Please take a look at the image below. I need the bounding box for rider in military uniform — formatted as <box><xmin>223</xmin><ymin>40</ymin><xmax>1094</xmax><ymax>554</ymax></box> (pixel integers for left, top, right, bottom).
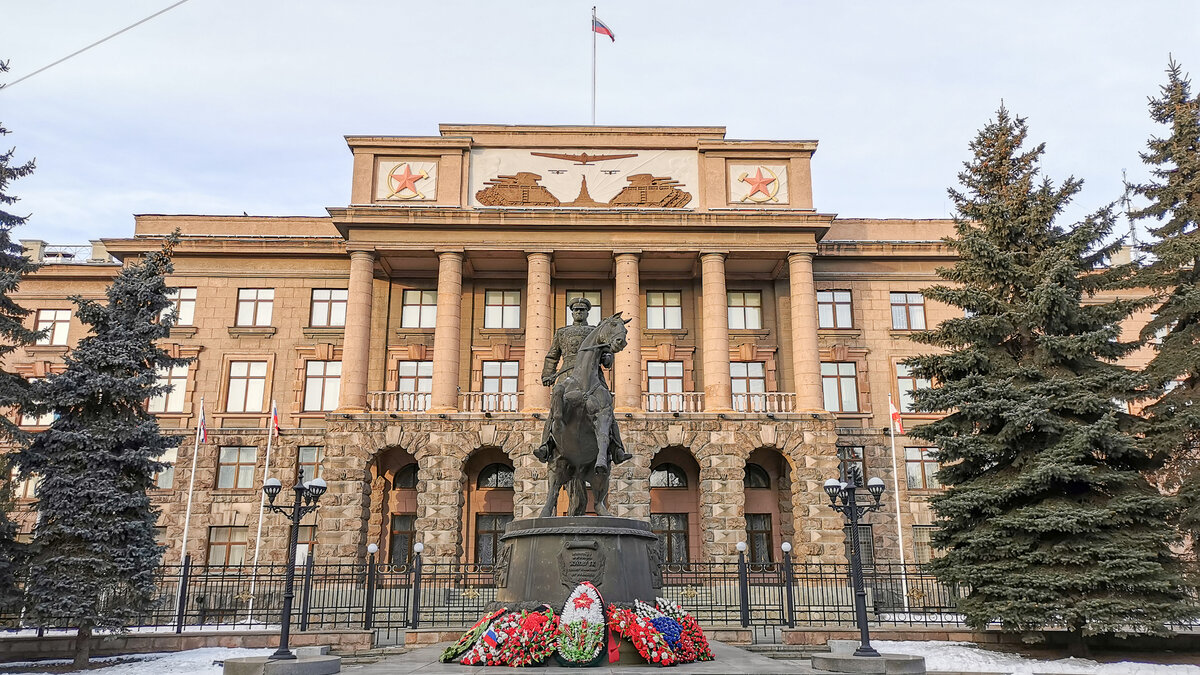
<box><xmin>534</xmin><ymin>296</ymin><xmax>633</xmax><ymax>467</ymax></box>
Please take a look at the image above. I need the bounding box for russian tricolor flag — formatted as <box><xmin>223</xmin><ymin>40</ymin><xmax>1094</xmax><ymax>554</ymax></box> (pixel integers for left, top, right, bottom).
<box><xmin>592</xmin><ymin>16</ymin><xmax>615</xmax><ymax>42</ymax></box>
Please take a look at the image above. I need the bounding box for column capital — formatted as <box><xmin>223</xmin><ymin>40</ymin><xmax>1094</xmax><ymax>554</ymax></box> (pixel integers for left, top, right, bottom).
<box><xmin>434</xmin><ymin>248</ymin><xmax>465</xmax><ymax>258</ymax></box>
<box><xmin>613</xmin><ymin>249</ymin><xmax>642</xmax><ymax>258</ymax></box>
<box><xmin>700</xmin><ymin>250</ymin><xmax>728</xmax><ymax>261</ymax></box>
<box><xmin>348</xmin><ymin>249</ymin><xmax>376</xmax><ymax>261</ymax></box>
<box><xmin>787</xmin><ymin>250</ymin><xmax>817</xmax><ymax>260</ymax></box>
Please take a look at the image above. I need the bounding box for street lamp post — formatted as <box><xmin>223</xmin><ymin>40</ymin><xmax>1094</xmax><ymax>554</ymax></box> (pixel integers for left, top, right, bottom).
<box><xmin>823</xmin><ymin>474</ymin><xmax>886</xmax><ymax>658</ymax></box>
<box><xmin>262</xmin><ymin>476</ymin><xmax>328</xmax><ymax>660</ymax></box>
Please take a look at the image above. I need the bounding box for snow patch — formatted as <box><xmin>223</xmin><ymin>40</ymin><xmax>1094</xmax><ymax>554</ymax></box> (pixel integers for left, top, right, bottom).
<box><xmin>875</xmin><ymin>640</ymin><xmax>1200</xmax><ymax>674</ymax></box>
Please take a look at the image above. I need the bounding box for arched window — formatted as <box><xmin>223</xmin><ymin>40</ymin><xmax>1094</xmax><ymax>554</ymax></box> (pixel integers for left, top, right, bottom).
<box><xmin>743</xmin><ymin>463</ymin><xmax>770</xmax><ymax>489</ymax></box>
<box><xmin>650</xmin><ymin>463</ymin><xmax>688</xmax><ymax>488</ymax></box>
<box><xmin>477</xmin><ymin>463</ymin><xmax>514</xmax><ymax>489</ymax></box>
<box><xmin>395</xmin><ymin>464</ymin><xmax>418</xmax><ymax>489</ymax></box>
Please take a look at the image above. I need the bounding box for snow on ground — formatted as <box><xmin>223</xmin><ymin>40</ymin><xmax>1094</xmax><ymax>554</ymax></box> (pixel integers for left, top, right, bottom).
<box><xmin>0</xmin><ymin>648</ymin><xmax>273</xmax><ymax>675</ymax></box>
<box><xmin>0</xmin><ymin>642</ymin><xmax>1197</xmax><ymax>674</ymax></box>
<box><xmin>876</xmin><ymin>640</ymin><xmax>1200</xmax><ymax>674</ymax></box>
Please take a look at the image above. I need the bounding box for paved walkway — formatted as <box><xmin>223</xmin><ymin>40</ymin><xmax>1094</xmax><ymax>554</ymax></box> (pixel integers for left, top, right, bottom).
<box><xmin>340</xmin><ymin>641</ymin><xmax>821</xmax><ymax>674</ymax></box>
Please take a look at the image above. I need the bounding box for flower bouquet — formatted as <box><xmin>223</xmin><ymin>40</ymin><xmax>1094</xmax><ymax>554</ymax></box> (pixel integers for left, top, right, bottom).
<box><xmin>439</xmin><ymin>607</ymin><xmax>507</xmax><ymax>663</ymax></box>
<box><xmin>657</xmin><ymin>597</ymin><xmax>713</xmax><ymax>662</ymax></box>
<box><xmin>460</xmin><ymin>610</ymin><xmax>522</xmax><ymax>666</ymax></box>
<box><xmin>498</xmin><ymin>604</ymin><xmax>559</xmax><ymax>667</ymax></box>
<box><xmin>607</xmin><ymin>604</ymin><xmax>677</xmax><ymax>667</ymax></box>
<box><xmin>554</xmin><ymin>582</ymin><xmax>608</xmax><ymax>667</ymax></box>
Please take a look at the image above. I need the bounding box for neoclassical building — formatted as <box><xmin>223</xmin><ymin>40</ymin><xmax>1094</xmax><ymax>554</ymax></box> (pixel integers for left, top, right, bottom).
<box><xmin>8</xmin><ymin>124</ymin><xmax>1152</xmax><ymax>569</ymax></box>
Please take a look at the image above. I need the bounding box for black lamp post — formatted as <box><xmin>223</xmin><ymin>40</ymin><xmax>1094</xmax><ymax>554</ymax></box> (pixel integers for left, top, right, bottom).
<box><xmin>262</xmin><ymin>476</ymin><xmax>327</xmax><ymax>660</ymax></box>
<box><xmin>823</xmin><ymin>474</ymin><xmax>886</xmax><ymax>658</ymax></box>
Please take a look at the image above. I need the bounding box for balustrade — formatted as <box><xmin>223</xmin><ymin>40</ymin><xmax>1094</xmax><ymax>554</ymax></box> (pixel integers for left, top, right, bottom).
<box><xmin>643</xmin><ymin>392</ymin><xmax>705</xmax><ymax>413</ymax></box>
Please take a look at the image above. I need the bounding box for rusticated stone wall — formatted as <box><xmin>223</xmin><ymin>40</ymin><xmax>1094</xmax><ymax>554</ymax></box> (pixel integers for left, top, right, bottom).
<box><xmin>318</xmin><ymin>412</ymin><xmax>844</xmax><ymax>565</ymax></box>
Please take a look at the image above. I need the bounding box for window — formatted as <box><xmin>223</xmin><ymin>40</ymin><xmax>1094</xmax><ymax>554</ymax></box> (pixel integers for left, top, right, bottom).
<box><xmin>309</xmin><ymin>289</ymin><xmax>348</xmax><ymax>328</ymax></box>
<box><xmin>475</xmin><ymin>514</ymin><xmax>514</xmax><ymax>565</ymax></box>
<box><xmin>646</xmin><ymin>361</ymin><xmax>684</xmax><ymax>412</ymax></box>
<box><xmin>148</xmin><ymin>364</ymin><xmax>189</xmax><ymax>413</ymax></box>
<box><xmin>838</xmin><ymin>446</ymin><xmax>866</xmax><ymax>484</ymax></box>
<box><xmin>913</xmin><ymin>525</ymin><xmax>939</xmax><ymax>564</ymax></box>
<box><xmin>565</xmin><ymin>290</ymin><xmax>602</xmax><ymax>326</ymax></box>
<box><xmin>154</xmin><ymin>448</ymin><xmax>177</xmax><ymax>489</ymax></box>
<box><xmin>226</xmin><ymin>361</ymin><xmax>268</xmax><ymax>413</ymax></box>
<box><xmin>297</xmin><ymin>446</ymin><xmax>323</xmax><ymax>484</ymax></box>
<box><xmin>650</xmin><ymin>463</ymin><xmax>688</xmax><ymax>488</ymax></box>
<box><xmin>19</xmin><ymin>381</ymin><xmax>54</xmax><ymax>427</ymax></box>
<box><xmin>651</xmin><ymin>513</ymin><xmax>689</xmax><ymax>564</ymax></box>
<box><xmin>483</xmin><ymin>290</ymin><xmax>521</xmax><ymax>329</ymax></box>
<box><xmin>896</xmin><ymin>364</ymin><xmax>931</xmax><ymax>413</ymax></box>
<box><xmin>11</xmin><ymin>469</ymin><xmax>39</xmax><ymax>500</ymax></box>
<box><xmin>296</xmin><ymin>525</ymin><xmax>317</xmax><ymax>566</ymax></box>
<box><xmin>396</xmin><ymin>361</ymin><xmax>432</xmax><ymax>411</ymax></box>
<box><xmin>162</xmin><ymin>288</ymin><xmax>197</xmax><ymax>326</ymax></box>
<box><xmin>646</xmin><ymin>291</ymin><xmax>682</xmax><ymax>330</ymax></box>
<box><xmin>389</xmin><ymin>514</ymin><xmax>416</xmax><ymax>565</ymax></box>
<box><xmin>905</xmin><ymin>447</ymin><xmax>941</xmax><ymax>490</ymax></box>
<box><xmin>303</xmin><ymin>360</ymin><xmax>342</xmax><ymax>411</ymax></box>
<box><xmin>216</xmin><ymin>446</ymin><xmax>256</xmax><ymax>489</ymax></box>
<box><xmin>821</xmin><ymin>362</ymin><xmax>859</xmax><ymax>412</ymax></box>
<box><xmin>400</xmin><ymin>290</ymin><xmax>437</xmax><ymax>328</ymax></box>
<box><xmin>235</xmin><ymin>289</ymin><xmax>274</xmax><ymax>327</ymax></box>
<box><xmin>843</xmin><ymin>524</ymin><xmax>875</xmax><ymax>567</ymax></box>
<box><xmin>730</xmin><ymin>362</ymin><xmax>767</xmax><ymax>412</ymax></box>
<box><xmin>890</xmin><ymin>292</ymin><xmax>926</xmax><ymax>330</ymax></box>
<box><xmin>817</xmin><ymin>290</ymin><xmax>853</xmax><ymax>329</ymax></box>
<box><xmin>481</xmin><ymin>361</ymin><xmax>519</xmax><ymax>411</ymax></box>
<box><xmin>207</xmin><ymin>526</ymin><xmax>249</xmax><ymax>566</ymax></box>
<box><xmin>35</xmin><ymin>309</ymin><xmax>70</xmax><ymax>346</ymax></box>
<box><xmin>477</xmin><ymin>463</ymin><xmax>514</xmax><ymax>489</ymax></box>
<box><xmin>746</xmin><ymin>513</ymin><xmax>773</xmax><ymax>564</ymax></box>
<box><xmin>743</xmin><ymin>463</ymin><xmax>770</xmax><ymax>489</ymax></box>
<box><xmin>395</xmin><ymin>464</ymin><xmax>418</xmax><ymax>489</ymax></box>
<box><xmin>727</xmin><ymin>291</ymin><xmax>762</xmax><ymax>330</ymax></box>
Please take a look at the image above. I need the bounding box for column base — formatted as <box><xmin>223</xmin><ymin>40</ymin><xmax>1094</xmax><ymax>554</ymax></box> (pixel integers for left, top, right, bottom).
<box><xmin>426</xmin><ymin>406</ymin><xmax>459</xmax><ymax>415</ymax></box>
<box><xmin>332</xmin><ymin>406</ymin><xmax>368</xmax><ymax>415</ymax></box>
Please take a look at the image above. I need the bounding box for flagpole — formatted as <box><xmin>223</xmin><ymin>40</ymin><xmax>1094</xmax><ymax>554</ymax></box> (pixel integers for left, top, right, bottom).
<box><xmin>591</xmin><ymin>6</ymin><xmax>597</xmax><ymax>125</ymax></box>
<box><xmin>246</xmin><ymin>399</ymin><xmax>278</xmax><ymax>622</ymax></box>
<box><xmin>179</xmin><ymin>396</ymin><xmax>204</xmax><ymax>564</ymax></box>
<box><xmin>887</xmin><ymin>393</ymin><xmax>911</xmax><ymax>611</ymax></box>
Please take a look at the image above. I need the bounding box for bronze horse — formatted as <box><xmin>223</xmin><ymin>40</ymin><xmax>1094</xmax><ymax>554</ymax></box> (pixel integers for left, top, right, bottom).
<box><xmin>540</xmin><ymin>313</ymin><xmax>630</xmax><ymax>517</ymax></box>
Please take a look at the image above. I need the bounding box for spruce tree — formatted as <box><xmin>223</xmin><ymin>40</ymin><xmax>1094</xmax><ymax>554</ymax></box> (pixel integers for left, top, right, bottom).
<box><xmin>1127</xmin><ymin>59</ymin><xmax>1200</xmax><ymax>548</ymax></box>
<box><xmin>15</xmin><ymin>238</ymin><xmax>187</xmax><ymax>667</ymax></box>
<box><xmin>906</xmin><ymin>107</ymin><xmax>1193</xmax><ymax>651</ymax></box>
<box><xmin>0</xmin><ymin>59</ymin><xmax>41</xmax><ymax>616</ymax></box>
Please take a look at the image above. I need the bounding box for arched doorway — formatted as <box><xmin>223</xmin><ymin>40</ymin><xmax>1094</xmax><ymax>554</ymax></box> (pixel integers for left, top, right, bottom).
<box><xmin>649</xmin><ymin>446</ymin><xmax>701</xmax><ymax>564</ymax></box>
<box><xmin>369</xmin><ymin>446</ymin><xmax>419</xmax><ymax>566</ymax></box>
<box><xmin>463</xmin><ymin>448</ymin><xmax>514</xmax><ymax>566</ymax></box>
<box><xmin>743</xmin><ymin>447</ymin><xmax>794</xmax><ymax>565</ymax></box>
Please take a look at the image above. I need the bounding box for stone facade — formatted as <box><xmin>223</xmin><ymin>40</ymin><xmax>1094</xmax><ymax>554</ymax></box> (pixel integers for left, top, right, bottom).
<box><xmin>4</xmin><ymin>124</ymin><xmax>1158</xmax><ymax>571</ymax></box>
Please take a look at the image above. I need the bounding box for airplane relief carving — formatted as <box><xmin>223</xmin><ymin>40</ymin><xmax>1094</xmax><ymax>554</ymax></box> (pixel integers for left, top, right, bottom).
<box><xmin>473</xmin><ymin>151</ymin><xmax>693</xmax><ymax>208</ymax></box>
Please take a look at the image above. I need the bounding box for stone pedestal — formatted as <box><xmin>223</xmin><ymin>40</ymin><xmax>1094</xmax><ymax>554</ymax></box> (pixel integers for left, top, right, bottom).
<box><xmin>222</xmin><ymin>655</ymin><xmax>341</xmax><ymax>675</ymax></box>
<box><xmin>811</xmin><ymin>652</ymin><xmax>926</xmax><ymax>674</ymax></box>
<box><xmin>495</xmin><ymin>516</ymin><xmax>661</xmax><ymax>610</ymax></box>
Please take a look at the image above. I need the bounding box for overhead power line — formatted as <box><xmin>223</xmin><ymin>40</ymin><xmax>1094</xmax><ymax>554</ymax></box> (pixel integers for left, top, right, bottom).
<box><xmin>1</xmin><ymin>0</ymin><xmax>192</xmax><ymax>90</ymax></box>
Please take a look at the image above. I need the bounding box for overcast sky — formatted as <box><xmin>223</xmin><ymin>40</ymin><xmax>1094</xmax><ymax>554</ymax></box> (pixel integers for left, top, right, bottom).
<box><xmin>2</xmin><ymin>1</ymin><xmax>1198</xmax><ymax>245</ymax></box>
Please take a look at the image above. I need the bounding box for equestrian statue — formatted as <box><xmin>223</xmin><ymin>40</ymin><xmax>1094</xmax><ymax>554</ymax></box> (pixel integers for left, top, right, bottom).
<box><xmin>536</xmin><ymin>297</ymin><xmax>633</xmax><ymax>517</ymax></box>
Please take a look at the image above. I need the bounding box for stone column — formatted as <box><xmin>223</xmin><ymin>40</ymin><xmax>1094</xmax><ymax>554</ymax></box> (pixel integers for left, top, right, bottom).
<box><xmin>337</xmin><ymin>249</ymin><xmax>375</xmax><ymax>412</ymax></box>
<box><xmin>430</xmin><ymin>251</ymin><xmax>465</xmax><ymax>413</ymax></box>
<box><xmin>523</xmin><ymin>252</ymin><xmax>553</xmax><ymax>411</ymax></box>
<box><xmin>613</xmin><ymin>252</ymin><xmax>643</xmax><ymax>412</ymax></box>
<box><xmin>788</xmin><ymin>252</ymin><xmax>824</xmax><ymax>410</ymax></box>
<box><xmin>700</xmin><ymin>252</ymin><xmax>733</xmax><ymax>412</ymax></box>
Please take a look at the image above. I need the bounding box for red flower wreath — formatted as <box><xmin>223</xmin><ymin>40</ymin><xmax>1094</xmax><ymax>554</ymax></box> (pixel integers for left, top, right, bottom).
<box><xmin>498</xmin><ymin>606</ymin><xmax>559</xmax><ymax>667</ymax></box>
<box><xmin>606</xmin><ymin>605</ymin><xmax>678</xmax><ymax>667</ymax></box>
<box><xmin>460</xmin><ymin>611</ymin><xmax>522</xmax><ymax>666</ymax></box>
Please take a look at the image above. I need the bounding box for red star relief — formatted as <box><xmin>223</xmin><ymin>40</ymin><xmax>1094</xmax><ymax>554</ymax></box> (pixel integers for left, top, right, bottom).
<box><xmin>390</xmin><ymin>164</ymin><xmax>423</xmax><ymax>193</ymax></box>
<box><xmin>573</xmin><ymin>594</ymin><xmax>595</xmax><ymax>610</ymax></box>
<box><xmin>742</xmin><ymin>168</ymin><xmax>775</xmax><ymax>198</ymax></box>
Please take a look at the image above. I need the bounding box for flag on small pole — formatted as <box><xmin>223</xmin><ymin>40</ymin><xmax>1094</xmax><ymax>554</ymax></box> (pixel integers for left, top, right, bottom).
<box><xmin>889</xmin><ymin>393</ymin><xmax>905</xmax><ymax>435</ymax></box>
<box><xmin>270</xmin><ymin>401</ymin><xmax>281</xmax><ymax>438</ymax></box>
<box><xmin>197</xmin><ymin>402</ymin><xmax>208</xmax><ymax>444</ymax></box>
<box><xmin>591</xmin><ymin>7</ymin><xmax>615</xmax><ymax>125</ymax></box>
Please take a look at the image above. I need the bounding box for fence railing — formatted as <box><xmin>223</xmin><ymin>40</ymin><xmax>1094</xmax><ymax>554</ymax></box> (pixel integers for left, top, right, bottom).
<box><xmin>368</xmin><ymin>391</ymin><xmax>431</xmax><ymax>412</ymax></box>
<box><xmin>643</xmin><ymin>392</ymin><xmax>705</xmax><ymax>413</ymax></box>
<box><xmin>0</xmin><ymin>556</ymin><xmax>971</xmax><ymax>643</ymax></box>
<box><xmin>732</xmin><ymin>392</ymin><xmax>797</xmax><ymax>413</ymax></box>
<box><xmin>459</xmin><ymin>391</ymin><xmax>523</xmax><ymax>413</ymax></box>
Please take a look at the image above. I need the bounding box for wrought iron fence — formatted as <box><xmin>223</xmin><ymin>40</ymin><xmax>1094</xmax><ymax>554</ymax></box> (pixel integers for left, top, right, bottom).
<box><xmin>0</xmin><ymin>554</ymin><xmax>972</xmax><ymax>643</ymax></box>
